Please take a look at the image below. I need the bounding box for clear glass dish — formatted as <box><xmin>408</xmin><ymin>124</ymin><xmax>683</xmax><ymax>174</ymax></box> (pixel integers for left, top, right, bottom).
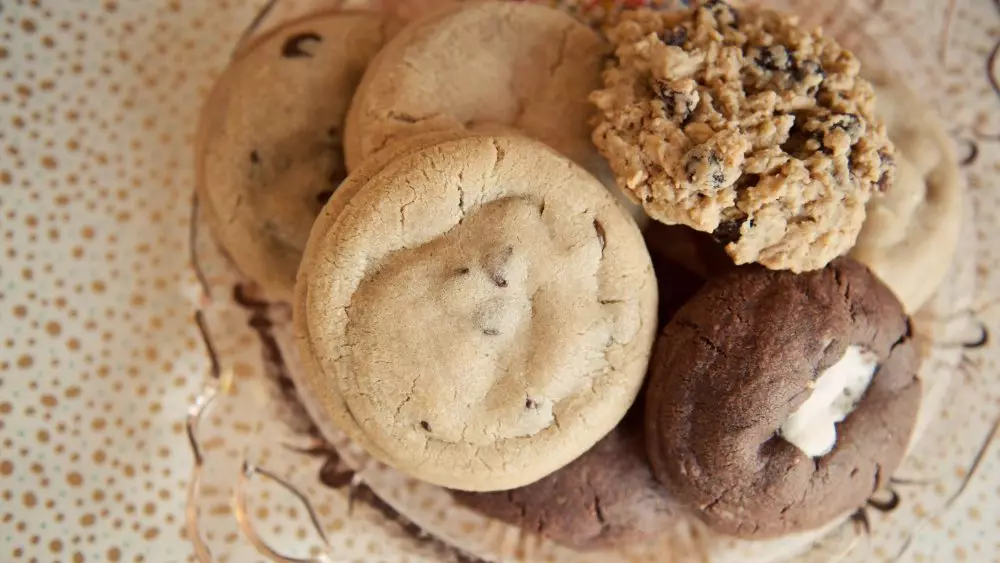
<box><xmin>182</xmin><ymin>1</ymin><xmax>991</xmax><ymax>562</ymax></box>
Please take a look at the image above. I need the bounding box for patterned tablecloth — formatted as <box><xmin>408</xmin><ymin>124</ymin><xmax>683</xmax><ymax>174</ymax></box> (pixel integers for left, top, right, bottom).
<box><xmin>1</xmin><ymin>0</ymin><xmax>999</xmax><ymax>562</ymax></box>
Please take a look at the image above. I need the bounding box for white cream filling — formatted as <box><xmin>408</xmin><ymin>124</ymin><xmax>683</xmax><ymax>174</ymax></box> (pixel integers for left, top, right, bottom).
<box><xmin>780</xmin><ymin>345</ymin><xmax>879</xmax><ymax>458</ymax></box>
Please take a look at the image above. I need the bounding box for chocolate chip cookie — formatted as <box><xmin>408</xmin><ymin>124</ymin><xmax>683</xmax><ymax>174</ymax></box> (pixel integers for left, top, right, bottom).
<box><xmin>294</xmin><ymin>134</ymin><xmax>658</xmax><ymax>492</ymax></box>
<box><xmin>344</xmin><ymin>2</ymin><xmax>646</xmax><ymax>222</ymax></box>
<box><xmin>195</xmin><ymin>12</ymin><xmax>392</xmax><ymax>301</ymax></box>
<box><xmin>591</xmin><ymin>2</ymin><xmax>895</xmax><ymax>273</ymax></box>
<box><xmin>645</xmin><ymin>258</ymin><xmax>920</xmax><ymax>538</ymax></box>
<box><xmin>850</xmin><ymin>70</ymin><xmax>963</xmax><ymax>312</ymax></box>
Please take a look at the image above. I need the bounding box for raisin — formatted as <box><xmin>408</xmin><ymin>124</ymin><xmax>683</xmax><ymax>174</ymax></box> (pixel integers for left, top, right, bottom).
<box><xmin>659</xmin><ymin>26</ymin><xmax>688</xmax><ymax>47</ymax></box>
<box><xmin>702</xmin><ymin>0</ymin><xmax>739</xmax><ymax>26</ymax></box>
<box><xmin>713</xmin><ymin>218</ymin><xmax>745</xmax><ymax>244</ymax></box>
<box><xmin>753</xmin><ymin>46</ymin><xmax>791</xmax><ymax>72</ymax></box>
<box><xmin>653</xmin><ymin>80</ymin><xmax>695</xmax><ymax>122</ymax></box>
<box><xmin>281</xmin><ymin>32</ymin><xmax>322</xmax><ymax>58</ymax></box>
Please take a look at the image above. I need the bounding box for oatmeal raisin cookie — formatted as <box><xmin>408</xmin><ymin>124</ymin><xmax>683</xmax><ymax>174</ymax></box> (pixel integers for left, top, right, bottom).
<box><xmin>591</xmin><ymin>1</ymin><xmax>895</xmax><ymax>272</ymax></box>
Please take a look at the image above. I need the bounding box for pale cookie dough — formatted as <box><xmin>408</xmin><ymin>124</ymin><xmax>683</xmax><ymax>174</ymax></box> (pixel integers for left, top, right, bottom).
<box><xmin>591</xmin><ymin>2</ymin><xmax>896</xmax><ymax>272</ymax></box>
<box><xmin>344</xmin><ymin>2</ymin><xmax>647</xmax><ymax>222</ymax></box>
<box><xmin>195</xmin><ymin>12</ymin><xmax>391</xmax><ymax>301</ymax></box>
<box><xmin>294</xmin><ymin>134</ymin><xmax>658</xmax><ymax>491</ymax></box>
<box><xmin>850</xmin><ymin>71</ymin><xmax>962</xmax><ymax>313</ymax></box>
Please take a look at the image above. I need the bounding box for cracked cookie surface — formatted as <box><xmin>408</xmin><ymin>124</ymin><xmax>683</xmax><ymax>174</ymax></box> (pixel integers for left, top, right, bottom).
<box><xmin>196</xmin><ymin>12</ymin><xmax>391</xmax><ymax>301</ymax></box>
<box><xmin>850</xmin><ymin>71</ymin><xmax>962</xmax><ymax>312</ymax></box>
<box><xmin>294</xmin><ymin>134</ymin><xmax>657</xmax><ymax>491</ymax></box>
<box><xmin>342</xmin><ymin>2</ymin><xmax>648</xmax><ymax>219</ymax></box>
<box><xmin>645</xmin><ymin>258</ymin><xmax>920</xmax><ymax>538</ymax></box>
<box><xmin>591</xmin><ymin>2</ymin><xmax>895</xmax><ymax>272</ymax></box>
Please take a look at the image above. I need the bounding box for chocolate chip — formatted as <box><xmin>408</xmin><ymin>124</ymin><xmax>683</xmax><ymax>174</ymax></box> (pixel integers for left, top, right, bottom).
<box><xmin>659</xmin><ymin>26</ymin><xmax>688</xmax><ymax>47</ymax></box>
<box><xmin>455</xmin><ymin>267</ymin><xmax>470</xmax><ymax>275</ymax></box>
<box><xmin>420</xmin><ymin>421</ymin><xmax>431</xmax><ymax>432</ymax></box>
<box><xmin>249</xmin><ymin>150</ymin><xmax>261</xmax><ymax>164</ymax></box>
<box><xmin>712</xmin><ymin>218</ymin><xmax>744</xmax><ymax>244</ymax></box>
<box><xmin>525</xmin><ymin>398</ymin><xmax>538</xmax><ymax>409</ymax></box>
<box><xmin>482</xmin><ymin>328</ymin><xmax>500</xmax><ymax>336</ymax></box>
<box><xmin>281</xmin><ymin>32</ymin><xmax>321</xmax><ymax>58</ymax></box>
<box><xmin>316</xmin><ymin>190</ymin><xmax>334</xmax><ymax>205</ymax></box>
<box><xmin>593</xmin><ymin>219</ymin><xmax>606</xmax><ymax>253</ymax></box>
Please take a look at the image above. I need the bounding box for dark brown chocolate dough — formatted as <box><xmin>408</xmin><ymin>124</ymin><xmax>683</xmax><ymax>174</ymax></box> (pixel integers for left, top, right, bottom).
<box><xmin>645</xmin><ymin>258</ymin><xmax>920</xmax><ymax>539</ymax></box>
<box><xmin>451</xmin><ymin>408</ymin><xmax>681</xmax><ymax>550</ymax></box>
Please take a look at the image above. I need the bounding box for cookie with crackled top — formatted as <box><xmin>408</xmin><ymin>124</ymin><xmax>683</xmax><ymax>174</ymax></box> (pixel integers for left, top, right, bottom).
<box><xmin>591</xmin><ymin>1</ymin><xmax>895</xmax><ymax>273</ymax></box>
<box><xmin>196</xmin><ymin>12</ymin><xmax>393</xmax><ymax>301</ymax></box>
<box><xmin>293</xmin><ymin>133</ymin><xmax>658</xmax><ymax>492</ymax></box>
<box><xmin>344</xmin><ymin>1</ymin><xmax>647</xmax><ymax>223</ymax></box>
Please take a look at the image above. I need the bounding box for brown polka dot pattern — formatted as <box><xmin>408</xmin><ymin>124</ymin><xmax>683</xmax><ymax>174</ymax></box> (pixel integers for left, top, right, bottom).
<box><xmin>1</xmin><ymin>0</ymin><xmax>998</xmax><ymax>562</ymax></box>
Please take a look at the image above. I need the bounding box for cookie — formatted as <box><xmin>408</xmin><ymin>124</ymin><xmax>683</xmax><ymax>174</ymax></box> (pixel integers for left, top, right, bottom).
<box><xmin>450</xmin><ymin>407</ymin><xmax>681</xmax><ymax>550</ymax></box>
<box><xmin>294</xmin><ymin>134</ymin><xmax>658</xmax><ymax>492</ymax></box>
<box><xmin>643</xmin><ymin>222</ymin><xmax>736</xmax><ymax>282</ymax></box>
<box><xmin>343</xmin><ymin>1</ymin><xmax>646</xmax><ymax>223</ymax></box>
<box><xmin>645</xmin><ymin>258</ymin><xmax>920</xmax><ymax>539</ymax></box>
<box><xmin>849</xmin><ymin>71</ymin><xmax>962</xmax><ymax>312</ymax></box>
<box><xmin>195</xmin><ymin>12</ymin><xmax>392</xmax><ymax>301</ymax></box>
<box><xmin>591</xmin><ymin>2</ymin><xmax>895</xmax><ymax>272</ymax></box>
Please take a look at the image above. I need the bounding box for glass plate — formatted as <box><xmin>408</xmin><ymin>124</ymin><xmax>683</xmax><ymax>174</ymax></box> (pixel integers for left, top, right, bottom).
<box><xmin>180</xmin><ymin>1</ymin><xmax>994</xmax><ymax>562</ymax></box>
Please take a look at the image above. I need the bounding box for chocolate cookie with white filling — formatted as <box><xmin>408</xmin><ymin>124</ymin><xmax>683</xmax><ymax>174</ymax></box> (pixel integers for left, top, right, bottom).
<box><xmin>644</xmin><ymin>258</ymin><xmax>920</xmax><ymax>539</ymax></box>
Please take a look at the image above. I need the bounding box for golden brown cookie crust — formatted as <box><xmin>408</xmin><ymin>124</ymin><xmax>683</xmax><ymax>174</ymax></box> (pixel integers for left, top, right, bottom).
<box><xmin>344</xmin><ymin>2</ymin><xmax>608</xmax><ymax>178</ymax></box>
<box><xmin>195</xmin><ymin>12</ymin><xmax>390</xmax><ymax>301</ymax></box>
<box><xmin>591</xmin><ymin>2</ymin><xmax>895</xmax><ymax>273</ymax></box>
<box><xmin>850</xmin><ymin>71</ymin><xmax>962</xmax><ymax>313</ymax></box>
<box><xmin>294</xmin><ymin>134</ymin><xmax>658</xmax><ymax>491</ymax></box>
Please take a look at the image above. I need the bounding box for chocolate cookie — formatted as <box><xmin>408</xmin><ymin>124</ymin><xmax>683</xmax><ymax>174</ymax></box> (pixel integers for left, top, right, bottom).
<box><xmin>591</xmin><ymin>2</ymin><xmax>895</xmax><ymax>272</ymax></box>
<box><xmin>293</xmin><ymin>134</ymin><xmax>658</xmax><ymax>492</ymax></box>
<box><xmin>850</xmin><ymin>70</ymin><xmax>963</xmax><ymax>313</ymax></box>
<box><xmin>195</xmin><ymin>12</ymin><xmax>392</xmax><ymax>301</ymax></box>
<box><xmin>645</xmin><ymin>258</ymin><xmax>920</xmax><ymax>539</ymax></box>
<box><xmin>450</xmin><ymin>407</ymin><xmax>680</xmax><ymax>550</ymax></box>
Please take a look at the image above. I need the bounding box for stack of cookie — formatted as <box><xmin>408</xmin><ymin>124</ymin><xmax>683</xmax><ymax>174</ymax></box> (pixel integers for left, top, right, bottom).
<box><xmin>194</xmin><ymin>0</ymin><xmax>962</xmax><ymax>556</ymax></box>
